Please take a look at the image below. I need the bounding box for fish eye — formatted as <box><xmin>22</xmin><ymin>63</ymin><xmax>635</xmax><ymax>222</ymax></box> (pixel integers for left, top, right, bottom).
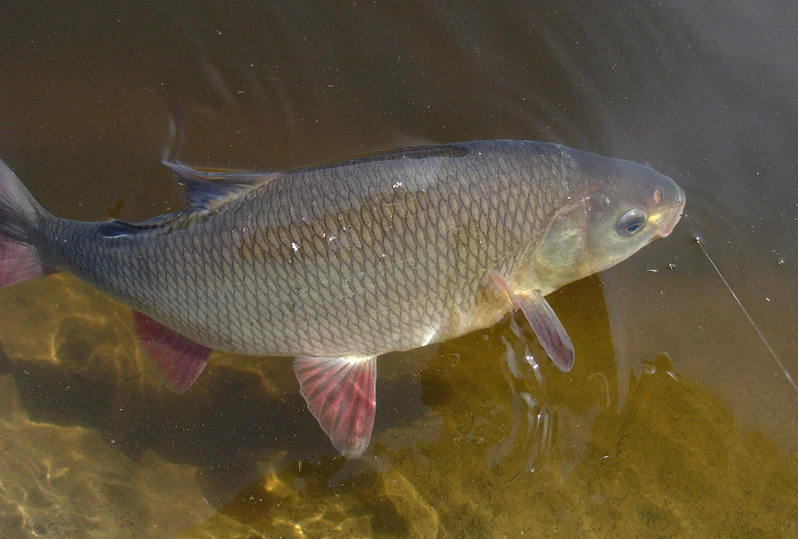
<box><xmin>617</xmin><ymin>207</ymin><xmax>647</xmax><ymax>236</ymax></box>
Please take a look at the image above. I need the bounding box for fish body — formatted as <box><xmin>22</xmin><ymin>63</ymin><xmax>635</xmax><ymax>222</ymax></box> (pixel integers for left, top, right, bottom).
<box><xmin>0</xmin><ymin>140</ymin><xmax>685</xmax><ymax>457</ymax></box>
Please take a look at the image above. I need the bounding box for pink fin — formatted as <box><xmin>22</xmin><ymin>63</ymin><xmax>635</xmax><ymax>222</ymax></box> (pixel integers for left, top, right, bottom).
<box><xmin>0</xmin><ymin>238</ymin><xmax>55</xmax><ymax>288</ymax></box>
<box><xmin>294</xmin><ymin>355</ymin><xmax>377</xmax><ymax>458</ymax></box>
<box><xmin>133</xmin><ymin>311</ymin><xmax>211</xmax><ymax>393</ymax></box>
<box><xmin>489</xmin><ymin>272</ymin><xmax>575</xmax><ymax>373</ymax></box>
<box><xmin>514</xmin><ymin>291</ymin><xmax>575</xmax><ymax>373</ymax></box>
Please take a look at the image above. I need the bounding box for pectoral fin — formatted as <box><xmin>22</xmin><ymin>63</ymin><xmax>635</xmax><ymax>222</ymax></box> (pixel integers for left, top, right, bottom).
<box><xmin>513</xmin><ymin>291</ymin><xmax>575</xmax><ymax>372</ymax></box>
<box><xmin>293</xmin><ymin>355</ymin><xmax>377</xmax><ymax>458</ymax></box>
<box><xmin>489</xmin><ymin>272</ymin><xmax>575</xmax><ymax>373</ymax></box>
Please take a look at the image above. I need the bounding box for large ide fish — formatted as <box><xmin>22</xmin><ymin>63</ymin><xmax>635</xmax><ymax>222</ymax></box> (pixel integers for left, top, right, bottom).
<box><xmin>0</xmin><ymin>140</ymin><xmax>684</xmax><ymax>457</ymax></box>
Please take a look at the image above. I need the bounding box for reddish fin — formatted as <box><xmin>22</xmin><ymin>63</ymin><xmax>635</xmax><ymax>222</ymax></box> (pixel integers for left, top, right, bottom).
<box><xmin>294</xmin><ymin>355</ymin><xmax>377</xmax><ymax>458</ymax></box>
<box><xmin>514</xmin><ymin>291</ymin><xmax>575</xmax><ymax>372</ymax></box>
<box><xmin>0</xmin><ymin>237</ymin><xmax>55</xmax><ymax>288</ymax></box>
<box><xmin>0</xmin><ymin>158</ymin><xmax>55</xmax><ymax>288</ymax></box>
<box><xmin>133</xmin><ymin>311</ymin><xmax>211</xmax><ymax>393</ymax></box>
<box><xmin>490</xmin><ymin>272</ymin><xmax>575</xmax><ymax>373</ymax></box>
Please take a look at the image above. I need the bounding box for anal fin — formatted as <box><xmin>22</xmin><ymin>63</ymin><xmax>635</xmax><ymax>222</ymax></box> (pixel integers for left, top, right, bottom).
<box><xmin>133</xmin><ymin>311</ymin><xmax>211</xmax><ymax>393</ymax></box>
<box><xmin>489</xmin><ymin>272</ymin><xmax>575</xmax><ymax>373</ymax></box>
<box><xmin>294</xmin><ymin>355</ymin><xmax>377</xmax><ymax>458</ymax></box>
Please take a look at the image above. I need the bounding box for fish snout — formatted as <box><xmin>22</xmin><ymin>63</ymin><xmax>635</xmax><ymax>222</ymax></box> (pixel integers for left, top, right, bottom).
<box><xmin>656</xmin><ymin>183</ymin><xmax>686</xmax><ymax>238</ymax></box>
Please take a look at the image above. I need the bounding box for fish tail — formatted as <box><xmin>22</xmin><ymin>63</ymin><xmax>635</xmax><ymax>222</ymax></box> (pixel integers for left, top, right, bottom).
<box><xmin>0</xmin><ymin>158</ymin><xmax>54</xmax><ymax>288</ymax></box>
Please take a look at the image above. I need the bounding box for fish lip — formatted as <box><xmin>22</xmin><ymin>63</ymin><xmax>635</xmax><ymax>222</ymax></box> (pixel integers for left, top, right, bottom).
<box><xmin>657</xmin><ymin>184</ymin><xmax>686</xmax><ymax>238</ymax></box>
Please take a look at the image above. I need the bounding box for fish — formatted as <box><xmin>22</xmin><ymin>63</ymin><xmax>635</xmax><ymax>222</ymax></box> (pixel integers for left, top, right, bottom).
<box><xmin>0</xmin><ymin>140</ymin><xmax>685</xmax><ymax>457</ymax></box>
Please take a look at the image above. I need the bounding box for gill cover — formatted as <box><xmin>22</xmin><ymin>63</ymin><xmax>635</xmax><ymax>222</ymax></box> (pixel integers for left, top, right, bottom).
<box><xmin>529</xmin><ymin>163</ymin><xmax>684</xmax><ymax>294</ymax></box>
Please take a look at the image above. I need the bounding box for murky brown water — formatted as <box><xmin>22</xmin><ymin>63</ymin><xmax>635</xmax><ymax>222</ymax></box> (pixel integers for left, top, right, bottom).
<box><xmin>0</xmin><ymin>1</ymin><xmax>796</xmax><ymax>537</ymax></box>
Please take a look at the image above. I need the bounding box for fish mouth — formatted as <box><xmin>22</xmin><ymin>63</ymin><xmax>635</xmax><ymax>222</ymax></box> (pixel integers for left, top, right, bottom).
<box><xmin>657</xmin><ymin>184</ymin><xmax>686</xmax><ymax>238</ymax></box>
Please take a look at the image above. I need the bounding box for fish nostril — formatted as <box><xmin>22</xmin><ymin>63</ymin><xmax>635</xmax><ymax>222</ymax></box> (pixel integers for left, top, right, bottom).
<box><xmin>654</xmin><ymin>188</ymin><xmax>663</xmax><ymax>205</ymax></box>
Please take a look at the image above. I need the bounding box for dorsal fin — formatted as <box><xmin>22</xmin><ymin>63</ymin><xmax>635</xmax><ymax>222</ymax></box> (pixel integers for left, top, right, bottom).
<box><xmin>98</xmin><ymin>210</ymin><xmax>197</xmax><ymax>238</ymax></box>
<box><xmin>162</xmin><ymin>161</ymin><xmax>279</xmax><ymax>211</ymax></box>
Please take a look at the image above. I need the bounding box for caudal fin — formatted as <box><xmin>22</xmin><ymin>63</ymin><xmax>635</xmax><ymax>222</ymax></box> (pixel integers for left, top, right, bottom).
<box><xmin>0</xmin><ymin>158</ymin><xmax>53</xmax><ymax>288</ymax></box>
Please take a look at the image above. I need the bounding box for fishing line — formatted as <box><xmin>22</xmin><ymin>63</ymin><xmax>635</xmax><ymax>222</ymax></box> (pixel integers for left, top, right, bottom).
<box><xmin>692</xmin><ymin>231</ymin><xmax>798</xmax><ymax>395</ymax></box>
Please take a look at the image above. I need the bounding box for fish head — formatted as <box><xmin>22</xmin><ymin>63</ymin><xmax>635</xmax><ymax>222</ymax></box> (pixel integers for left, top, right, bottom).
<box><xmin>525</xmin><ymin>152</ymin><xmax>685</xmax><ymax>293</ymax></box>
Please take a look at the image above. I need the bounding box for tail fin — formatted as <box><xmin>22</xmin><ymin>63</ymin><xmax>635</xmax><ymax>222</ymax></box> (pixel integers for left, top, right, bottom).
<box><xmin>0</xmin><ymin>158</ymin><xmax>53</xmax><ymax>288</ymax></box>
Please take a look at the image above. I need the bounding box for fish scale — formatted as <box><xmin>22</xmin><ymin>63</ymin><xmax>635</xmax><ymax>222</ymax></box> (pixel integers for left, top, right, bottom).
<box><xmin>0</xmin><ymin>139</ymin><xmax>685</xmax><ymax>457</ymax></box>
<box><xmin>48</xmin><ymin>142</ymin><xmax>546</xmax><ymax>356</ymax></box>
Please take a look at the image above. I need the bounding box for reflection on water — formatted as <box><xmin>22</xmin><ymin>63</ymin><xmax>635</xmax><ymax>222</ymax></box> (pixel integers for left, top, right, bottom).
<box><xmin>1</xmin><ymin>0</ymin><xmax>797</xmax><ymax>536</ymax></box>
